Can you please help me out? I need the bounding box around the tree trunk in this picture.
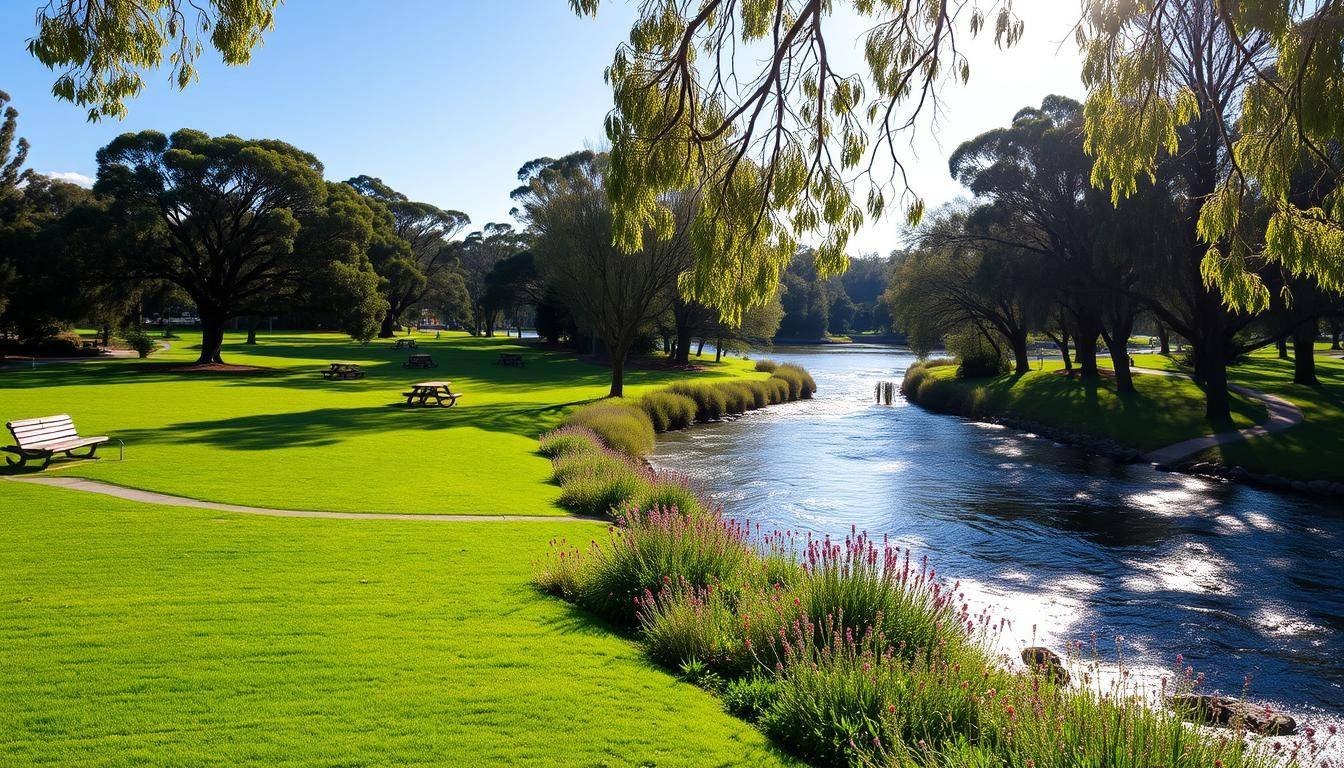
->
[674,323,692,365]
[101,324,111,346]
[1011,330,1030,376]
[1276,335,1289,359]
[198,316,226,365]
[1191,340,1231,421]
[245,324,257,345]
[695,338,705,357]
[1073,313,1101,379]
[1156,322,1170,355]
[1293,321,1319,385]
[379,311,397,339]
[608,349,626,397]
[1330,318,1341,349]
[1105,314,1136,393]
[715,341,723,363]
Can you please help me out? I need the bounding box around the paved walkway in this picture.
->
[1133,366,1304,467]
[5,476,588,523]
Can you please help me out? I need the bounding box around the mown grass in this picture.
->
[902,359,1265,452]
[0,330,759,514]
[0,481,795,767]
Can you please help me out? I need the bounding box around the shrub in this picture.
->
[666,382,728,421]
[532,537,591,600]
[121,327,157,359]
[556,459,651,518]
[754,359,779,373]
[638,579,747,676]
[924,357,956,368]
[550,450,634,486]
[723,674,779,721]
[765,377,791,405]
[900,363,931,398]
[947,329,1006,379]
[634,476,705,518]
[638,391,698,432]
[538,426,604,459]
[715,381,753,415]
[742,380,771,409]
[564,401,655,457]
[574,508,753,622]
[770,364,816,400]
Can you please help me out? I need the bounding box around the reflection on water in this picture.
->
[652,344,1344,729]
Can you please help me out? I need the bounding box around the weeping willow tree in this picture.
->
[571,0,1025,321]
[1080,0,1344,313]
[25,0,279,120]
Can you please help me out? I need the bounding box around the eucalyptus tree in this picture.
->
[0,90,31,196]
[345,175,470,337]
[94,129,385,364]
[516,150,693,397]
[888,207,1054,375]
[452,223,528,337]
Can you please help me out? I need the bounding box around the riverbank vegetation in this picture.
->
[536,503,1303,768]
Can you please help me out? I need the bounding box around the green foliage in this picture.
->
[537,426,604,459]
[27,0,281,121]
[753,358,779,373]
[637,390,698,432]
[716,381,753,415]
[635,479,704,518]
[947,328,1006,379]
[666,382,729,422]
[556,460,651,518]
[562,401,656,457]
[120,326,157,358]
[770,364,816,399]
[722,675,779,722]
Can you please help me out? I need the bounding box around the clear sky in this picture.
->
[0,0,1084,256]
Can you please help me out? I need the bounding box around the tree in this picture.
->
[94,129,386,364]
[26,1,279,120]
[344,175,470,337]
[1081,0,1344,312]
[518,150,691,396]
[1,90,31,196]
[453,223,528,337]
[571,0,1025,320]
[482,251,541,336]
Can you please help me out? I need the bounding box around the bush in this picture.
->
[550,449,635,486]
[947,329,1006,379]
[764,377,791,405]
[723,674,779,721]
[769,364,816,400]
[573,508,753,622]
[638,579,747,675]
[564,401,656,457]
[742,380,771,409]
[638,391,698,432]
[666,382,728,421]
[538,426,604,459]
[753,359,779,373]
[715,381,753,415]
[634,475,704,517]
[121,327,158,359]
[556,458,651,518]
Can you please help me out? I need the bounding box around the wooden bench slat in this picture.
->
[16,430,81,446]
[7,414,72,430]
[11,421,76,436]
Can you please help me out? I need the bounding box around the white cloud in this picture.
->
[44,171,94,188]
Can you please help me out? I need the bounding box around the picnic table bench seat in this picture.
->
[403,353,437,369]
[321,362,366,380]
[5,415,108,470]
[402,381,463,407]
[393,338,418,349]
[495,353,525,367]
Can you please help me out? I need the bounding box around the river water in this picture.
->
[651,344,1343,732]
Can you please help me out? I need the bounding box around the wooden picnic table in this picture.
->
[403,353,437,369]
[402,381,462,407]
[495,352,525,367]
[321,362,365,380]
[393,338,418,349]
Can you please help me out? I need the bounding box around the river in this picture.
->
[651,344,1344,734]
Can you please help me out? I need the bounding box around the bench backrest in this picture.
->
[7,414,80,448]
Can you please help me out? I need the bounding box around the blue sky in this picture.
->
[0,1,1083,255]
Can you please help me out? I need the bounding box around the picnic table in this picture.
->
[495,353,525,367]
[393,338,418,349]
[321,362,365,380]
[402,381,462,407]
[403,353,437,369]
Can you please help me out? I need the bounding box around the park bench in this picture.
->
[402,381,463,407]
[495,353,525,367]
[321,362,366,380]
[393,338,418,349]
[5,415,108,470]
[403,353,437,369]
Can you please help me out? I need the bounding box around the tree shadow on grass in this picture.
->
[104,400,593,451]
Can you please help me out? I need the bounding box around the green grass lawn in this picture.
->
[924,360,1265,451]
[1,330,761,514]
[0,481,794,767]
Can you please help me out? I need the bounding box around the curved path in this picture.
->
[6,475,589,523]
[1133,366,1304,467]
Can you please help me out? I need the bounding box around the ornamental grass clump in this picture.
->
[666,382,728,421]
[538,425,604,459]
[575,507,754,623]
[637,577,748,675]
[715,381,754,414]
[638,390,698,432]
[564,401,655,456]
[633,472,705,518]
[742,380,772,409]
[765,377,792,404]
[555,455,652,518]
[754,359,780,373]
[770,364,816,399]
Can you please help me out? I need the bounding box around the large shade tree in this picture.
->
[344,175,470,337]
[95,129,386,364]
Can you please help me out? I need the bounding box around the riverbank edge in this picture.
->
[900,363,1344,499]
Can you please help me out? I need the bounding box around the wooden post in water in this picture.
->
[875,381,895,405]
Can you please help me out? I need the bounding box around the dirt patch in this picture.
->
[147,362,276,375]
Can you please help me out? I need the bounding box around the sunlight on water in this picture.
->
[653,344,1344,743]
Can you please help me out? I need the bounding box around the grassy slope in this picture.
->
[0,331,761,514]
[1181,350,1344,481]
[0,481,793,767]
[923,361,1265,451]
